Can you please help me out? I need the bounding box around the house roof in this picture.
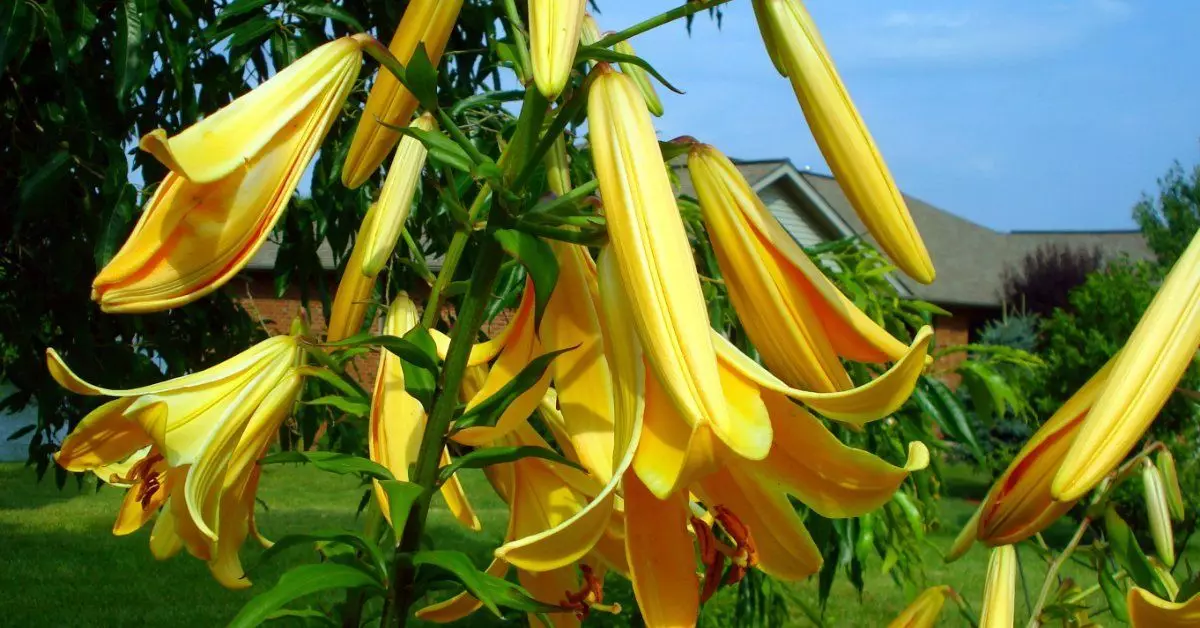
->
[248,157,1150,310]
[674,157,1151,308]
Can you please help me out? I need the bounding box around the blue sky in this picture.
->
[593,0,1200,232]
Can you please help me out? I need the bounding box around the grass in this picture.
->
[0,461,1175,626]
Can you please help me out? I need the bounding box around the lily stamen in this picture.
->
[561,565,621,620]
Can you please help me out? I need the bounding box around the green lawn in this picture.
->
[0,462,1148,626]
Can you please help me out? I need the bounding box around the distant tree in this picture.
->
[1000,243,1103,317]
[1134,159,1200,267]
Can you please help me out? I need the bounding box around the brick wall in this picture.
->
[236,272,514,386]
[929,306,997,389]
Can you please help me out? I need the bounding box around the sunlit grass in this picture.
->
[0,462,1182,626]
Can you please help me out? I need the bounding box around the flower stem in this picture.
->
[1027,517,1091,628]
[594,0,734,49]
[419,187,492,329]
[387,235,506,625]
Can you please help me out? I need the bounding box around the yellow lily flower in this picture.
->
[589,63,770,465]
[49,333,304,587]
[369,294,479,531]
[579,14,602,48]
[975,358,1115,546]
[613,39,663,117]
[1128,587,1200,627]
[342,0,463,188]
[529,0,586,100]
[93,37,365,313]
[1053,229,1200,501]
[688,142,926,394]
[979,545,1016,628]
[749,0,934,284]
[326,204,382,342]
[360,113,436,277]
[416,423,626,626]
[887,585,954,628]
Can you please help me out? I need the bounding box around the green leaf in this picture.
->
[1099,560,1130,623]
[292,3,365,32]
[253,531,388,581]
[401,326,438,412]
[261,451,395,481]
[114,0,145,104]
[454,347,574,432]
[387,124,474,174]
[449,89,526,117]
[228,563,382,628]
[412,551,565,616]
[228,16,277,48]
[216,0,272,21]
[577,46,684,94]
[303,395,369,417]
[379,480,425,534]
[404,43,438,110]
[493,229,559,326]
[0,1,34,80]
[926,378,986,465]
[438,446,585,484]
[1104,507,1171,599]
[18,150,71,209]
[264,608,337,626]
[95,183,137,268]
[296,366,369,402]
[325,333,438,371]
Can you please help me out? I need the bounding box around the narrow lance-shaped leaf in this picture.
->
[453,347,575,432]
[261,451,396,481]
[228,563,383,628]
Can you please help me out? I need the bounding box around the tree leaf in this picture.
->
[261,451,396,481]
[228,563,382,628]
[114,0,144,104]
[303,395,369,417]
[325,333,439,371]
[0,1,34,80]
[216,0,272,22]
[1104,507,1171,600]
[228,16,277,49]
[1099,560,1130,623]
[926,378,986,465]
[454,347,574,432]
[576,46,684,94]
[379,479,425,535]
[252,531,388,581]
[404,43,438,111]
[95,183,136,268]
[493,229,558,326]
[412,550,566,616]
[438,445,585,484]
[401,326,438,412]
[292,3,365,32]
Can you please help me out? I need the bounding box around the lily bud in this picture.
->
[887,585,954,628]
[613,39,663,116]
[543,128,572,197]
[588,64,769,464]
[342,0,463,188]
[980,545,1017,628]
[1053,229,1200,501]
[1142,460,1176,568]
[1157,449,1186,521]
[749,0,934,284]
[360,113,436,276]
[93,37,364,313]
[580,14,602,47]
[977,358,1116,545]
[529,0,586,100]
[326,205,381,342]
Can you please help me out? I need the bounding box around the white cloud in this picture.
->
[819,1,1135,68]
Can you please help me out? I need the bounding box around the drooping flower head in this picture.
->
[94,37,365,313]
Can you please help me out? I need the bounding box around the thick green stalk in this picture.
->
[420,187,491,329]
[387,236,506,625]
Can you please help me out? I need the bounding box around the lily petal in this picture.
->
[623,469,700,628]
[695,464,823,580]
[327,205,381,343]
[887,585,953,628]
[1127,587,1200,627]
[758,392,928,518]
[54,398,151,472]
